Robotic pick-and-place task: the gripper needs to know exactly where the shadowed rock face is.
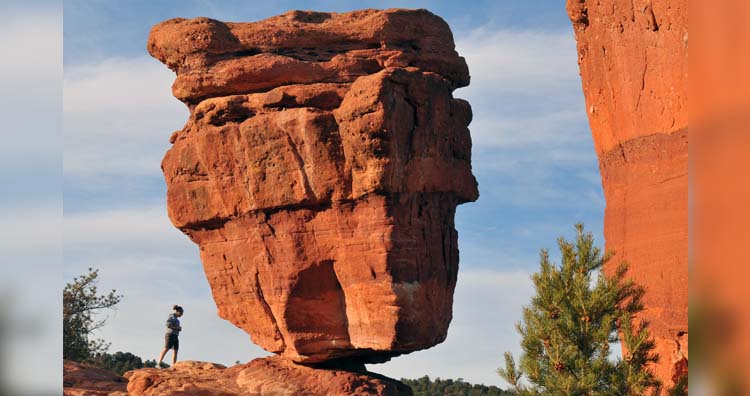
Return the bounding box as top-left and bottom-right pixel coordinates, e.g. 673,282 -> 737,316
566,0 -> 688,389
148,9 -> 477,364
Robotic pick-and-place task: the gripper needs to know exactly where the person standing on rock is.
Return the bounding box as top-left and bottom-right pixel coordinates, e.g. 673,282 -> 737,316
157,305 -> 183,367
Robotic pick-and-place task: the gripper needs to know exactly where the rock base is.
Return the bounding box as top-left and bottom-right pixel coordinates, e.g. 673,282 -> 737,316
63,360 -> 128,396
125,357 -> 413,396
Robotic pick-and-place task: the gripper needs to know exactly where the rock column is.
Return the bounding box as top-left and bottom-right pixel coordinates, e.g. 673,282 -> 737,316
567,0 -> 688,389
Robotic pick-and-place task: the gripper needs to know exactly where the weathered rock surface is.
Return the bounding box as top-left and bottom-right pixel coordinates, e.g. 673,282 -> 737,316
149,9 -> 477,364
63,360 -> 128,396
125,358 -> 413,396
567,0 -> 688,389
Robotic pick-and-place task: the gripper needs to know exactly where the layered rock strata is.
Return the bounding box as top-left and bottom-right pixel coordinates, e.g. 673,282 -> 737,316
149,9 -> 477,364
125,358 -> 412,396
566,0 -> 688,389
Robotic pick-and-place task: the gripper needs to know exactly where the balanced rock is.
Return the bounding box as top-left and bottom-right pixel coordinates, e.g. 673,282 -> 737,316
125,357 -> 412,396
149,9 -> 477,364
567,0 -> 688,389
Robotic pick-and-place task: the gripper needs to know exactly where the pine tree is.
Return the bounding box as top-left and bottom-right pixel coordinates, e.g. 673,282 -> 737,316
498,224 -> 661,396
63,268 -> 123,362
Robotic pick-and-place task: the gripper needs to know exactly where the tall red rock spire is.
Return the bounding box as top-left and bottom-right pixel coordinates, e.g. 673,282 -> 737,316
566,0 -> 688,390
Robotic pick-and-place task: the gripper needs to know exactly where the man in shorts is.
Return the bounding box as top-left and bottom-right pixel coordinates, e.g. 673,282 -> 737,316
156,305 -> 183,367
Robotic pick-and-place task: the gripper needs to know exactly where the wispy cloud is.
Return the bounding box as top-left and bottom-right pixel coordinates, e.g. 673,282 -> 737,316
63,205 -> 201,296
455,28 -> 580,98
0,7 -> 61,89
64,205 -> 185,254
1,6 -> 61,178
453,27 -> 591,162
447,27 -> 602,214
469,110 -> 587,149
64,57 -> 187,179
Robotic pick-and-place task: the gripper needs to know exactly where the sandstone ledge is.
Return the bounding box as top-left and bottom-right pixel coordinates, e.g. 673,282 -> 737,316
63,360 -> 128,396
125,357 -> 413,396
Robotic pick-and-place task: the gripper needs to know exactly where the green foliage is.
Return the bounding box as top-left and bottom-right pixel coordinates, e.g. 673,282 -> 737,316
89,351 -> 143,375
63,268 -> 123,362
88,351 -> 169,375
401,375 -> 514,396
498,224 -> 661,396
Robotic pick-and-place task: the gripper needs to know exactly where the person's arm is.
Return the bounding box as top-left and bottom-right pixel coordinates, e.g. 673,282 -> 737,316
166,317 -> 180,331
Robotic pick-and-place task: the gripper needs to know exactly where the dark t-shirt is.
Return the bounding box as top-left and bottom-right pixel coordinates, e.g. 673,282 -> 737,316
166,313 -> 181,335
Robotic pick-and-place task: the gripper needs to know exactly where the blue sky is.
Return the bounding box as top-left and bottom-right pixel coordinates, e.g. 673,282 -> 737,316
59,0 -> 604,388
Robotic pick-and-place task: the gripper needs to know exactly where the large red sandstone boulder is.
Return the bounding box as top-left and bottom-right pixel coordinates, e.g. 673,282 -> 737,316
566,0 -> 688,390
124,358 -> 412,396
148,9 -> 477,364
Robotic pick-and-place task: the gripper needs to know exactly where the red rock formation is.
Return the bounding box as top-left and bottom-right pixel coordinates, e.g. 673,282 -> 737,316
63,360 -> 128,396
566,0 -> 688,389
125,357 -> 412,396
148,9 -> 477,364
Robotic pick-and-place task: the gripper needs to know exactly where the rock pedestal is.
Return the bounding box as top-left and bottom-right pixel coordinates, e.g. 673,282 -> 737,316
62,358 -> 412,396
147,7 -> 474,390
63,360 -> 128,396
125,358 -> 412,396
566,0 -> 688,389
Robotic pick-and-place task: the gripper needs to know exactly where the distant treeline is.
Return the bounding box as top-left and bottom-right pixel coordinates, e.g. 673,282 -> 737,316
88,351 -> 168,375
401,376 -> 514,396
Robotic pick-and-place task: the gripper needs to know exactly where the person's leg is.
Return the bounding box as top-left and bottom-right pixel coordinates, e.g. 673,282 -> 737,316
170,336 -> 179,365
158,333 -> 173,367
157,347 -> 168,367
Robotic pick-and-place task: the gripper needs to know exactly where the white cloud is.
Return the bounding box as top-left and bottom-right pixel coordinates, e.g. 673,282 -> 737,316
469,110 -> 587,150
1,205 -> 61,257
64,205 -> 187,253
64,57 -> 181,113
455,28 -> 580,98
447,27 -> 602,212
0,8 -> 61,88
0,7 -> 61,165
63,205 -> 203,305
455,28 -> 587,148
63,57 -> 187,178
